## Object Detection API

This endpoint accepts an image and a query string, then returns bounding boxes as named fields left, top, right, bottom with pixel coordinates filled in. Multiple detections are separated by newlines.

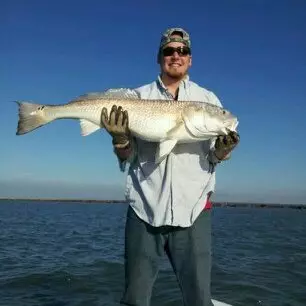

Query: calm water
left=0, top=200, right=305, bottom=306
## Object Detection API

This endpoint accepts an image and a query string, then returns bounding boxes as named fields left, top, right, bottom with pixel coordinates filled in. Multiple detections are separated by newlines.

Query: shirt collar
left=156, top=74, right=190, bottom=91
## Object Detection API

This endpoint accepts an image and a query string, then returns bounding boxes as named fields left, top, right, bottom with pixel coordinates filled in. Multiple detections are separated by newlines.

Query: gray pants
left=120, top=206, right=214, bottom=306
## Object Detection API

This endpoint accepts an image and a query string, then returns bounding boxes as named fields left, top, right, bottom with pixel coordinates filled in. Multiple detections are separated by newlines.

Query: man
left=101, top=28, right=239, bottom=306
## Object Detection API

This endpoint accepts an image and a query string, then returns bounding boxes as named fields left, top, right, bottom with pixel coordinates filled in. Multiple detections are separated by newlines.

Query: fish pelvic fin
left=80, top=119, right=101, bottom=136
left=155, top=139, right=178, bottom=163
left=15, top=101, right=52, bottom=135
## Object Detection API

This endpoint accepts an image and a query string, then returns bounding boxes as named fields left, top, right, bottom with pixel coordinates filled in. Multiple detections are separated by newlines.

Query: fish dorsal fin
left=80, top=119, right=101, bottom=136
left=155, top=139, right=177, bottom=163
left=69, top=88, right=139, bottom=103
left=103, top=88, right=140, bottom=99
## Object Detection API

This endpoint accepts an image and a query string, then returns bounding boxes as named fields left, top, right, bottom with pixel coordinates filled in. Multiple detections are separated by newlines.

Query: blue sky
left=1, top=0, right=305, bottom=204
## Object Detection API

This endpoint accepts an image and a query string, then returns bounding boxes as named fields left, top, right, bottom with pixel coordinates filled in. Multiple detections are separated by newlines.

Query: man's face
left=159, top=38, right=192, bottom=80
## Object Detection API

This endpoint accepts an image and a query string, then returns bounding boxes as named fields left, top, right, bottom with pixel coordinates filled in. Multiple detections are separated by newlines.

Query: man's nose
left=172, top=51, right=180, bottom=58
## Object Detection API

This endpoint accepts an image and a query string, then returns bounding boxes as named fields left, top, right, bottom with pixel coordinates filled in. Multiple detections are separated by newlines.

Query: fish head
left=184, top=103, right=239, bottom=138
left=217, top=108, right=239, bottom=134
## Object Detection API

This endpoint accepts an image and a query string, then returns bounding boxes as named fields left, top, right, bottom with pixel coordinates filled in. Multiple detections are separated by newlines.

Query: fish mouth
left=224, top=118, right=239, bottom=132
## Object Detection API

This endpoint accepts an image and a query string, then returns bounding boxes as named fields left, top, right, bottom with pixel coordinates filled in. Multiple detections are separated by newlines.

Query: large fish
left=15, top=88, right=239, bottom=162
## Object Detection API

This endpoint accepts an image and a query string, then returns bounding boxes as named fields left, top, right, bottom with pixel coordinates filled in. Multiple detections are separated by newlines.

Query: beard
left=160, top=57, right=191, bottom=82
left=165, top=67, right=187, bottom=80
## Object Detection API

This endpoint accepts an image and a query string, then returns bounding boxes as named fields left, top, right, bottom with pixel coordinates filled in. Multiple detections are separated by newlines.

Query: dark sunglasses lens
left=162, top=47, right=190, bottom=56
left=162, top=47, right=174, bottom=56
left=180, top=47, right=190, bottom=55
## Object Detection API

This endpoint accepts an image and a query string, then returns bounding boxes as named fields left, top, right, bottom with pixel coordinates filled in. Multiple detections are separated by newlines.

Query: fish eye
left=222, top=110, right=226, bottom=114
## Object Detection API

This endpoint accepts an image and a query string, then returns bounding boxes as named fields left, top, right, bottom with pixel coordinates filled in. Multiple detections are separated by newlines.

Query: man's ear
left=188, top=55, right=192, bottom=68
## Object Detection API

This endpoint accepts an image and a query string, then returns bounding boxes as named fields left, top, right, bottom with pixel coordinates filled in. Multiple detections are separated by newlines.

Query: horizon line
left=0, top=197, right=305, bottom=209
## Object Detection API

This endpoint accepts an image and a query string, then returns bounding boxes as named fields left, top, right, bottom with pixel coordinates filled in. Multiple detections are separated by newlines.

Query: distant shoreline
left=0, top=198, right=125, bottom=204
left=0, top=198, right=305, bottom=209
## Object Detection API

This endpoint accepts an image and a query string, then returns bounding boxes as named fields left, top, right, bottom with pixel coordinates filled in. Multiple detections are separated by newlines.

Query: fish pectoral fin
left=155, top=139, right=178, bottom=164
left=182, top=107, right=211, bottom=138
left=80, top=119, right=101, bottom=136
left=166, top=121, right=186, bottom=139
left=181, top=108, right=201, bottom=138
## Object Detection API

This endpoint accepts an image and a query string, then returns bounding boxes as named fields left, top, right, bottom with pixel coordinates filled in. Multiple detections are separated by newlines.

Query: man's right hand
left=101, top=105, right=130, bottom=148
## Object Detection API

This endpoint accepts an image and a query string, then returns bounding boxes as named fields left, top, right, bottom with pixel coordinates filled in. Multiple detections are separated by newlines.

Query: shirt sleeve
left=114, top=137, right=138, bottom=172
left=207, top=90, right=223, bottom=107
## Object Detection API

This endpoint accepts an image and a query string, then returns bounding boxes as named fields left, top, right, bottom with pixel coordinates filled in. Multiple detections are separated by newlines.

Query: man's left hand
left=214, top=131, right=240, bottom=161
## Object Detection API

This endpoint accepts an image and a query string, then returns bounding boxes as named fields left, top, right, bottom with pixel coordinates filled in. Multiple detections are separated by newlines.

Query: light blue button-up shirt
left=123, top=75, right=223, bottom=227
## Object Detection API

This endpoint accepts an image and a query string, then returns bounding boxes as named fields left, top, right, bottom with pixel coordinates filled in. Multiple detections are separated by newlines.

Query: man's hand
left=214, top=131, right=240, bottom=161
left=101, top=105, right=130, bottom=148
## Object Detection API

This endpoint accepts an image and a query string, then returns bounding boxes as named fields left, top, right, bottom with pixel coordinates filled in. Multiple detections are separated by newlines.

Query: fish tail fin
left=15, top=101, right=53, bottom=135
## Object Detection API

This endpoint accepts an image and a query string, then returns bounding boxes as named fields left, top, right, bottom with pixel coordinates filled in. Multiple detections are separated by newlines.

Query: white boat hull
left=212, top=299, right=232, bottom=306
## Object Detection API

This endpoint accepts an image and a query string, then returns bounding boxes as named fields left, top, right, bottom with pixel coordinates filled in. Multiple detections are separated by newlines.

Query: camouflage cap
left=159, top=27, right=191, bottom=50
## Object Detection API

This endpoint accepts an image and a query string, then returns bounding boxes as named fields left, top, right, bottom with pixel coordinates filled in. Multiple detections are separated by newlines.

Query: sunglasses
left=162, top=46, right=191, bottom=57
